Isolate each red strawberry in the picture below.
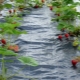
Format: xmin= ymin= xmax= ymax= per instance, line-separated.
xmin=71 ymin=60 xmax=78 ymax=66
xmin=50 ymin=6 xmax=53 ymax=10
xmin=57 ymin=13 xmax=60 ymax=16
xmin=1 ymin=39 xmax=6 ymax=44
xmin=34 ymin=5 xmax=39 ymax=8
xmin=41 ymin=0 xmax=45 ymax=3
xmin=9 ymin=10 xmax=12 ymax=14
xmin=65 ymin=33 xmax=69 ymax=38
xmin=58 ymin=35 xmax=62 ymax=40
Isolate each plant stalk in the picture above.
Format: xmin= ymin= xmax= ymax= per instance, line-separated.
xmin=2 ymin=55 xmax=6 ymax=80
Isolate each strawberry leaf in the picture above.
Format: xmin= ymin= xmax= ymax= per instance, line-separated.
xmin=0 ymin=47 xmax=17 ymax=56
xmin=15 ymin=0 xmax=25 ymax=3
xmin=4 ymin=4 xmax=12 ymax=9
xmin=0 ymin=4 xmax=4 ymax=11
xmin=18 ymin=56 xmax=38 ymax=66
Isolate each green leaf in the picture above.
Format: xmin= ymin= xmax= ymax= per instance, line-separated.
xmin=57 ymin=22 xmax=67 ymax=30
xmin=13 ymin=22 xmax=21 ymax=27
xmin=15 ymin=0 xmax=25 ymax=3
xmin=21 ymin=30 xmax=27 ymax=34
xmin=63 ymin=0 xmax=73 ymax=5
xmin=0 ymin=4 xmax=4 ymax=11
xmin=18 ymin=56 xmax=38 ymax=66
xmin=0 ymin=47 xmax=17 ymax=56
xmin=4 ymin=4 xmax=12 ymax=9
xmin=52 ymin=1 xmax=61 ymax=7
xmin=11 ymin=30 xmax=27 ymax=35
xmin=0 ymin=23 xmax=4 ymax=28
xmin=3 ymin=23 xmax=15 ymax=29
xmin=5 ymin=16 xmax=22 ymax=23
xmin=3 ymin=30 xmax=14 ymax=34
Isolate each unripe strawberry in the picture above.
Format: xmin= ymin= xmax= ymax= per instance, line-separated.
xmin=13 ymin=45 xmax=19 ymax=52
xmin=72 ymin=40 xmax=79 ymax=47
xmin=71 ymin=59 xmax=78 ymax=66
xmin=41 ymin=0 xmax=45 ymax=3
xmin=8 ymin=45 xmax=19 ymax=52
xmin=8 ymin=45 xmax=14 ymax=50
xmin=1 ymin=39 xmax=6 ymax=44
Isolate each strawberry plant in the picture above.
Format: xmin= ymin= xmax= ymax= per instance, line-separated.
xmin=29 ymin=0 xmax=43 ymax=8
xmin=63 ymin=0 xmax=73 ymax=5
xmin=0 ymin=0 xmax=39 ymax=79
xmin=4 ymin=3 xmax=12 ymax=9
xmin=5 ymin=15 xmax=22 ymax=24
xmin=0 ymin=22 xmax=26 ymax=46
xmin=52 ymin=3 xmax=80 ymax=21
xmin=50 ymin=0 xmax=80 ymax=67
xmin=0 ymin=46 xmax=38 ymax=80
xmin=14 ymin=0 xmax=41 ymax=10
xmin=50 ymin=1 xmax=80 ymax=53
xmin=51 ymin=1 xmax=62 ymax=8
xmin=0 ymin=0 xmax=13 ymax=16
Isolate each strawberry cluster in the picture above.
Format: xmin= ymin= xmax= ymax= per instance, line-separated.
xmin=58 ymin=33 xmax=70 ymax=41
xmin=50 ymin=0 xmax=80 ymax=67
